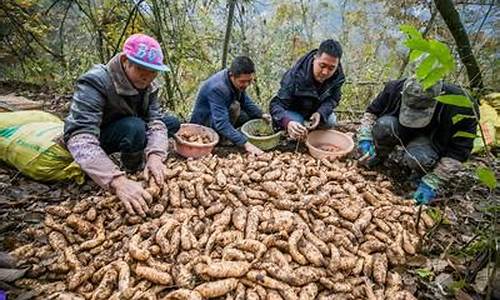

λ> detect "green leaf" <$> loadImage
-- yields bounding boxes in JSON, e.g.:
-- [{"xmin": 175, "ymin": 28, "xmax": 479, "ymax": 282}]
[
  {"xmin": 449, "ymin": 279, "xmax": 466, "ymax": 295},
  {"xmin": 415, "ymin": 268, "xmax": 434, "ymax": 280},
  {"xmin": 463, "ymin": 236, "xmax": 490, "ymax": 256},
  {"xmin": 409, "ymin": 50, "xmax": 424, "ymax": 62},
  {"xmin": 404, "ymin": 39, "xmax": 430, "ymax": 52},
  {"xmin": 428, "ymin": 40, "xmax": 454, "ymax": 70},
  {"xmin": 435, "ymin": 95, "xmax": 473, "ymax": 108},
  {"xmin": 416, "ymin": 55, "xmax": 438, "ymax": 80},
  {"xmin": 421, "ymin": 67, "xmax": 447, "ymax": 89},
  {"xmin": 426, "ymin": 207, "xmax": 442, "ymax": 223},
  {"xmin": 475, "ymin": 166, "xmax": 497, "ymax": 190},
  {"xmin": 453, "ymin": 131, "xmax": 477, "ymax": 139},
  {"xmin": 452, "ymin": 114, "xmax": 476, "ymax": 124},
  {"xmin": 400, "ymin": 24, "xmax": 423, "ymax": 39}
]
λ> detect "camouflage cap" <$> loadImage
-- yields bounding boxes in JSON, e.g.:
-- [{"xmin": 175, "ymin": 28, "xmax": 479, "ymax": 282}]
[{"xmin": 399, "ymin": 78, "xmax": 443, "ymax": 128}]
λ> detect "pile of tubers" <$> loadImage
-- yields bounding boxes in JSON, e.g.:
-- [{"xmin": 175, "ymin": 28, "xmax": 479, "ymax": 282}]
[
  {"xmin": 10, "ymin": 152, "xmax": 434, "ymax": 299},
  {"xmin": 178, "ymin": 132, "xmax": 213, "ymax": 145},
  {"xmin": 316, "ymin": 144, "xmax": 341, "ymax": 153}
]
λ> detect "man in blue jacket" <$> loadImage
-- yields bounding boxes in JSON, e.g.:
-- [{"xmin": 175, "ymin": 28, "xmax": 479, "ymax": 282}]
[
  {"xmin": 270, "ymin": 39, "xmax": 345, "ymax": 140},
  {"xmin": 190, "ymin": 56, "xmax": 270, "ymax": 155}
]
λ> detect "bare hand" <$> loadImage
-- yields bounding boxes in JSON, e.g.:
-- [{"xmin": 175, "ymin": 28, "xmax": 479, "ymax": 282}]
[
  {"xmin": 308, "ymin": 112, "xmax": 321, "ymax": 130},
  {"xmin": 144, "ymin": 154, "xmax": 166, "ymax": 188},
  {"xmin": 111, "ymin": 176, "xmax": 151, "ymax": 217},
  {"xmin": 287, "ymin": 121, "xmax": 307, "ymax": 140},
  {"xmin": 244, "ymin": 142, "xmax": 264, "ymax": 156},
  {"xmin": 262, "ymin": 113, "xmax": 272, "ymax": 124}
]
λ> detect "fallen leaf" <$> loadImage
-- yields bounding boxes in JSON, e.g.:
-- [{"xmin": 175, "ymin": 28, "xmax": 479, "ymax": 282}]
[
  {"xmin": 435, "ymin": 272, "xmax": 454, "ymax": 289},
  {"xmin": 406, "ymin": 255, "xmax": 430, "ymax": 267},
  {"xmin": 0, "ymin": 267, "xmax": 28, "ymax": 282},
  {"xmin": 14, "ymin": 289, "xmax": 42, "ymax": 300},
  {"xmin": 455, "ymin": 289, "xmax": 474, "ymax": 300},
  {"xmin": 473, "ymin": 263, "xmax": 492, "ymax": 293},
  {"xmin": 0, "ymin": 252, "xmax": 16, "ymax": 268},
  {"xmin": 415, "ymin": 268, "xmax": 434, "ymax": 280},
  {"xmin": 448, "ymin": 279, "xmax": 466, "ymax": 295},
  {"xmin": 444, "ymin": 206, "xmax": 458, "ymax": 224},
  {"xmin": 431, "ymin": 258, "xmax": 449, "ymax": 273}
]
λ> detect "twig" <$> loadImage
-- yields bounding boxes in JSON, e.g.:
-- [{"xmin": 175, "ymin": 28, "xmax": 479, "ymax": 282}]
[
  {"xmin": 58, "ymin": 1, "xmax": 72, "ymax": 58},
  {"xmin": 416, "ymin": 205, "xmax": 423, "ymax": 231},
  {"xmin": 424, "ymin": 216, "xmax": 444, "ymax": 241},
  {"xmin": 294, "ymin": 140, "xmax": 300, "ymax": 153},
  {"xmin": 460, "ymin": 232, "xmax": 481, "ymax": 251},
  {"xmin": 390, "ymin": 121, "xmax": 428, "ymax": 174},
  {"xmin": 111, "ymin": 0, "xmax": 145, "ymax": 57},
  {"xmin": 457, "ymin": 1, "xmax": 494, "ymax": 80},
  {"xmin": 441, "ymin": 240, "xmax": 455, "ymax": 258},
  {"xmin": 43, "ymin": 0, "xmax": 63, "ymax": 15}
]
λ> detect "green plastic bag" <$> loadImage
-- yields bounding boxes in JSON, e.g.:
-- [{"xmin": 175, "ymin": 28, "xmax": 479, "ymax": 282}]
[
  {"xmin": 0, "ymin": 120, "xmax": 84, "ymax": 183},
  {"xmin": 0, "ymin": 110, "xmax": 61, "ymax": 128}
]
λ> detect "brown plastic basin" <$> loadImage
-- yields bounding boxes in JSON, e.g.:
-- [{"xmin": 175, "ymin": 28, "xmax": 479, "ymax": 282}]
[
  {"xmin": 174, "ymin": 124, "xmax": 219, "ymax": 158},
  {"xmin": 305, "ymin": 129, "xmax": 354, "ymax": 160}
]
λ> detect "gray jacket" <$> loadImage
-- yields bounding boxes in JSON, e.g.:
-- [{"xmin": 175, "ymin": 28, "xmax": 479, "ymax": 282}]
[{"xmin": 64, "ymin": 54, "xmax": 163, "ymax": 143}]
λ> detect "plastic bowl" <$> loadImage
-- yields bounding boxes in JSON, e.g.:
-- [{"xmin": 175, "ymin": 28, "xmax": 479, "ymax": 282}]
[
  {"xmin": 174, "ymin": 124, "xmax": 219, "ymax": 158},
  {"xmin": 241, "ymin": 119, "xmax": 282, "ymax": 150},
  {"xmin": 305, "ymin": 129, "xmax": 354, "ymax": 159}
]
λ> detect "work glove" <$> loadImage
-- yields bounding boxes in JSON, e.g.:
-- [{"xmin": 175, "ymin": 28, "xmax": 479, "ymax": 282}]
[
  {"xmin": 356, "ymin": 123, "xmax": 376, "ymax": 160},
  {"xmin": 413, "ymin": 172, "xmax": 441, "ymax": 205},
  {"xmin": 357, "ymin": 139, "xmax": 377, "ymax": 169},
  {"xmin": 358, "ymin": 140, "xmax": 375, "ymax": 157}
]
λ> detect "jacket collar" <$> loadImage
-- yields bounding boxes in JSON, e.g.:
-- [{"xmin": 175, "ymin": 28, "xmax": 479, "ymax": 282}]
[
  {"xmin": 223, "ymin": 69, "xmax": 243, "ymax": 100},
  {"xmin": 224, "ymin": 69, "xmax": 239, "ymax": 94},
  {"xmin": 106, "ymin": 54, "xmax": 161, "ymax": 96}
]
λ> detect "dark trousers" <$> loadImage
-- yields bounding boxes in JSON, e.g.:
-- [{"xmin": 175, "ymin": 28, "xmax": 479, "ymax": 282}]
[
  {"xmin": 229, "ymin": 101, "xmax": 253, "ymax": 128},
  {"xmin": 100, "ymin": 115, "xmax": 181, "ymax": 171},
  {"xmin": 372, "ymin": 116, "xmax": 439, "ymax": 173}
]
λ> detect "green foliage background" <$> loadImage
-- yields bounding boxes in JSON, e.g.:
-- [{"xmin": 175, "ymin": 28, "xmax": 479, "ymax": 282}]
[{"xmin": 0, "ymin": 0, "xmax": 497, "ymax": 119}]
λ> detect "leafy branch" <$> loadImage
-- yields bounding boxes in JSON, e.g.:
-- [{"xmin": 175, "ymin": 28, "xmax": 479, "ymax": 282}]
[{"xmin": 400, "ymin": 24, "xmax": 497, "ymax": 192}]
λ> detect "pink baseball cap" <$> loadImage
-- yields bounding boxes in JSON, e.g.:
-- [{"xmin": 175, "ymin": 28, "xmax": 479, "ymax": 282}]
[{"xmin": 123, "ymin": 33, "xmax": 169, "ymax": 72}]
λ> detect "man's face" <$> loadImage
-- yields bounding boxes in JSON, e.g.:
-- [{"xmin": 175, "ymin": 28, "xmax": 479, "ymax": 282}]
[
  {"xmin": 313, "ymin": 53, "xmax": 339, "ymax": 84},
  {"xmin": 122, "ymin": 57, "xmax": 158, "ymax": 90},
  {"xmin": 230, "ymin": 73, "xmax": 254, "ymax": 92}
]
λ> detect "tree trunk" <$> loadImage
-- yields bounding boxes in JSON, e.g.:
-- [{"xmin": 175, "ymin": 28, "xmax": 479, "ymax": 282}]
[
  {"xmin": 237, "ymin": 3, "xmax": 249, "ymax": 55},
  {"xmin": 150, "ymin": 0, "xmax": 176, "ymax": 110},
  {"xmin": 221, "ymin": 0, "xmax": 237, "ymax": 69},
  {"xmin": 434, "ymin": 0, "xmax": 484, "ymax": 90},
  {"xmin": 299, "ymin": 0, "xmax": 313, "ymax": 46}
]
